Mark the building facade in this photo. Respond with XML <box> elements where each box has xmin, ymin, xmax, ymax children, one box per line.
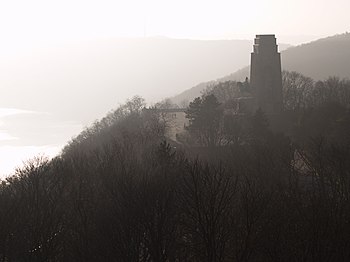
<box><xmin>250</xmin><ymin>35</ymin><xmax>283</xmax><ymax>114</ymax></box>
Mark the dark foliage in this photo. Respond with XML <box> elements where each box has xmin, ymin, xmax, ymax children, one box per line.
<box><xmin>1</xmin><ymin>86</ymin><xmax>350</xmax><ymax>261</ymax></box>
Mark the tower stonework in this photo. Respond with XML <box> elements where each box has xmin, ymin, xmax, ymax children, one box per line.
<box><xmin>250</xmin><ymin>35</ymin><xmax>283</xmax><ymax>114</ymax></box>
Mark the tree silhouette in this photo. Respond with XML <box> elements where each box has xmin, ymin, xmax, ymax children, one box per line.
<box><xmin>185</xmin><ymin>94</ymin><xmax>223</xmax><ymax>147</ymax></box>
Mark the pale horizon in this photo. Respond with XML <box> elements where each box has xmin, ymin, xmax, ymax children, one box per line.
<box><xmin>1</xmin><ymin>0</ymin><xmax>349</xmax><ymax>49</ymax></box>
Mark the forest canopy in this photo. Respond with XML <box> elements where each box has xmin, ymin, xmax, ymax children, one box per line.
<box><xmin>0</xmin><ymin>72</ymin><xmax>350</xmax><ymax>261</ymax></box>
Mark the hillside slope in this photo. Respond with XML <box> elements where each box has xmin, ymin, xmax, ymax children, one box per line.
<box><xmin>172</xmin><ymin>33</ymin><xmax>350</xmax><ymax>104</ymax></box>
<box><xmin>282</xmin><ymin>33</ymin><xmax>350</xmax><ymax>80</ymax></box>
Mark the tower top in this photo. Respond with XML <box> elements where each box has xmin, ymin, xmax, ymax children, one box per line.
<box><xmin>253</xmin><ymin>34</ymin><xmax>278</xmax><ymax>54</ymax></box>
<box><xmin>256</xmin><ymin>34</ymin><xmax>276</xmax><ymax>37</ymax></box>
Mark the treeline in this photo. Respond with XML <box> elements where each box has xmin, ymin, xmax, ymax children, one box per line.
<box><xmin>282</xmin><ymin>71</ymin><xmax>350</xmax><ymax>111</ymax></box>
<box><xmin>0</xmin><ymin>72</ymin><xmax>350</xmax><ymax>261</ymax></box>
<box><xmin>199</xmin><ymin>71</ymin><xmax>350</xmax><ymax>111</ymax></box>
<box><xmin>180</xmin><ymin>71</ymin><xmax>350</xmax><ymax>147</ymax></box>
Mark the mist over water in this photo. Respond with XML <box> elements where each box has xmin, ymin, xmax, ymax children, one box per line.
<box><xmin>0</xmin><ymin>108</ymin><xmax>82</xmax><ymax>176</ymax></box>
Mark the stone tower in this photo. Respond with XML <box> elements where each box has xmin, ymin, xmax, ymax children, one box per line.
<box><xmin>250</xmin><ymin>35</ymin><xmax>283</xmax><ymax>114</ymax></box>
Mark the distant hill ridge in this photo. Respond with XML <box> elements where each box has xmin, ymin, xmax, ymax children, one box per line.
<box><xmin>0</xmin><ymin>37</ymin><xmax>290</xmax><ymax>123</ymax></box>
<box><xmin>171</xmin><ymin>32</ymin><xmax>350</xmax><ymax>105</ymax></box>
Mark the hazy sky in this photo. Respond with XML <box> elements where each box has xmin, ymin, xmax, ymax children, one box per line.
<box><xmin>1</xmin><ymin>0</ymin><xmax>349</xmax><ymax>50</ymax></box>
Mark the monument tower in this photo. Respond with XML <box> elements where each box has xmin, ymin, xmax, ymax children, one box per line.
<box><xmin>250</xmin><ymin>35</ymin><xmax>283</xmax><ymax>114</ymax></box>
